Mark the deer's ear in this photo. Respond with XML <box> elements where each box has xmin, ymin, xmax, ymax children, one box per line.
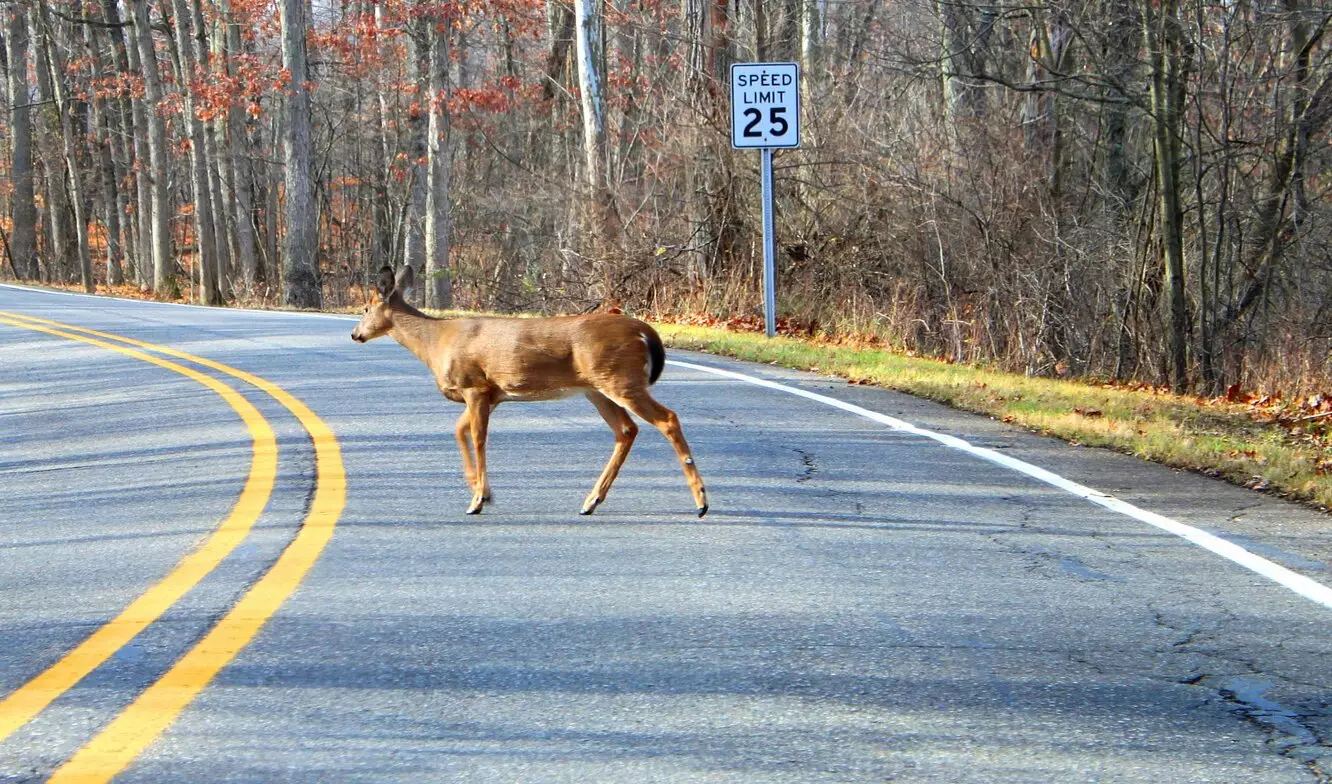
<box><xmin>395</xmin><ymin>265</ymin><xmax>416</xmax><ymax>298</ymax></box>
<box><xmin>376</xmin><ymin>266</ymin><xmax>396</xmax><ymax>298</ymax></box>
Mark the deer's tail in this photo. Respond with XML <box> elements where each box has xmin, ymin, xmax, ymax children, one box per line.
<box><xmin>644</xmin><ymin>327</ymin><xmax>666</xmax><ymax>386</ymax></box>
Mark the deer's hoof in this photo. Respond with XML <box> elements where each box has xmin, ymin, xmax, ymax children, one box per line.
<box><xmin>697</xmin><ymin>504</ymin><xmax>709</xmax><ymax>518</ymax></box>
<box><xmin>580</xmin><ymin>497</ymin><xmax>601</xmax><ymax>516</ymax></box>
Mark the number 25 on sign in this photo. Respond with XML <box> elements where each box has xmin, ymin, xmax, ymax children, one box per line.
<box><xmin>730</xmin><ymin>63</ymin><xmax>800</xmax><ymax>149</ymax></box>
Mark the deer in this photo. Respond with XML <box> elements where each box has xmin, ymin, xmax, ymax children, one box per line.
<box><xmin>351</xmin><ymin>265</ymin><xmax>709</xmax><ymax>517</ymax></box>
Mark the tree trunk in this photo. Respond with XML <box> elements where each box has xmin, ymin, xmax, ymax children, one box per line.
<box><xmin>574</xmin><ymin>0</ymin><xmax>612</xmax><ymax>240</ymax></box>
<box><xmin>800</xmin><ymin>0</ymin><xmax>818</xmax><ymax>96</ymax></box>
<box><xmin>5</xmin><ymin>4</ymin><xmax>38</xmax><ymax>280</ymax></box>
<box><xmin>1143</xmin><ymin>0</ymin><xmax>1189</xmax><ymax>390</ymax></box>
<box><xmin>543</xmin><ymin>1</ymin><xmax>575</xmax><ymax>101</ymax></box>
<box><xmin>191</xmin><ymin>0</ymin><xmax>232</xmax><ymax>296</ymax></box>
<box><xmin>424</xmin><ymin>15</ymin><xmax>452</xmax><ymax>310</ymax></box>
<box><xmin>99</xmin><ymin>0</ymin><xmax>141</xmax><ymax>288</ymax></box>
<box><xmin>280</xmin><ymin>0</ymin><xmax>320</xmax><ymax>307</ymax></box>
<box><xmin>754</xmin><ymin>0</ymin><xmax>768</xmax><ymax>60</ymax></box>
<box><xmin>263</xmin><ymin>112</ymin><xmax>281</xmax><ymax>286</ymax></box>
<box><xmin>371</xmin><ymin>0</ymin><xmax>396</xmax><ymax>273</ymax></box>
<box><xmin>683</xmin><ymin>0</ymin><xmax>712</xmax><ymax>281</ymax></box>
<box><xmin>129</xmin><ymin>0</ymin><xmax>174</xmax><ymax>293</ymax></box>
<box><xmin>121</xmin><ymin>0</ymin><xmax>155</xmax><ymax>289</ymax></box>
<box><xmin>37</xmin><ymin>5</ymin><xmax>94</xmax><ymax>292</ymax></box>
<box><xmin>84</xmin><ymin>22</ymin><xmax>124</xmax><ymax>286</ymax></box>
<box><xmin>30</xmin><ymin>12</ymin><xmax>73</xmax><ymax>282</ymax></box>
<box><xmin>938</xmin><ymin>0</ymin><xmax>979</xmax><ymax>123</ymax></box>
<box><xmin>1100</xmin><ymin>0</ymin><xmax>1138</xmax><ymax>214</ymax></box>
<box><xmin>168</xmin><ymin>0</ymin><xmax>221</xmax><ymax>304</ymax></box>
<box><xmin>218</xmin><ymin>0</ymin><xmax>258</xmax><ymax>296</ymax></box>
<box><xmin>402</xmin><ymin>19</ymin><xmax>428</xmax><ymax>285</ymax></box>
<box><xmin>842</xmin><ymin>0</ymin><xmax>878</xmax><ymax>77</ymax></box>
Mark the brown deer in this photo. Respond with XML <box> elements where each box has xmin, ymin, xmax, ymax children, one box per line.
<box><xmin>351</xmin><ymin>265</ymin><xmax>708</xmax><ymax>517</ymax></box>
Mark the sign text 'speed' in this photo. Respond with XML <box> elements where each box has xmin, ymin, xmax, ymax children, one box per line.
<box><xmin>734</xmin><ymin>73</ymin><xmax>795</xmax><ymax>87</ymax></box>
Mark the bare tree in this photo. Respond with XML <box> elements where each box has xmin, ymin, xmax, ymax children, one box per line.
<box><xmin>129</xmin><ymin>0</ymin><xmax>173</xmax><ymax>293</ymax></box>
<box><xmin>169</xmin><ymin>0</ymin><xmax>222</xmax><ymax>303</ymax></box>
<box><xmin>85</xmin><ymin>16</ymin><xmax>126</xmax><ymax>286</ymax></box>
<box><xmin>424</xmin><ymin>11</ymin><xmax>452</xmax><ymax>310</ymax></box>
<box><xmin>402</xmin><ymin>17</ymin><xmax>428</xmax><ymax>287</ymax></box>
<box><xmin>5</xmin><ymin>2</ymin><xmax>37</xmax><ymax>280</ymax></box>
<box><xmin>217</xmin><ymin>0</ymin><xmax>258</xmax><ymax>296</ymax></box>
<box><xmin>574</xmin><ymin>0</ymin><xmax>613</xmax><ymax>250</ymax></box>
<box><xmin>279</xmin><ymin>0</ymin><xmax>319</xmax><ymax>308</ymax></box>
<box><xmin>29</xmin><ymin>9</ymin><xmax>73</xmax><ymax>282</ymax></box>
<box><xmin>1142</xmin><ymin>0</ymin><xmax>1189</xmax><ymax>390</ymax></box>
<box><xmin>37</xmin><ymin>4</ymin><xmax>93</xmax><ymax>292</ymax></box>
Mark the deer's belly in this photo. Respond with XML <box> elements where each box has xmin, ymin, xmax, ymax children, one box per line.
<box><xmin>500</xmin><ymin>386</ymin><xmax>580</xmax><ymax>402</ymax></box>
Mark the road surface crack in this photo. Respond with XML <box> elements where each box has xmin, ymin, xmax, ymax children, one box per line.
<box><xmin>1218</xmin><ymin>677</ymin><xmax>1330</xmax><ymax>781</ymax></box>
<box><xmin>1152</xmin><ymin>605</ymin><xmax>1331</xmax><ymax>780</ymax></box>
<box><xmin>793</xmin><ymin>447</ymin><xmax>817</xmax><ymax>483</ymax></box>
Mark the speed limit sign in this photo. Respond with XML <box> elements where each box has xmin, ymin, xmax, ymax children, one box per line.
<box><xmin>729</xmin><ymin>62</ymin><xmax>800</xmax><ymax>337</ymax></box>
<box><xmin>730</xmin><ymin>63</ymin><xmax>800</xmax><ymax>149</ymax></box>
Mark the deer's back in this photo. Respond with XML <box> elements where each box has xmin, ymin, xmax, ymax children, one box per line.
<box><xmin>448</xmin><ymin>314</ymin><xmax>660</xmax><ymax>398</ymax></box>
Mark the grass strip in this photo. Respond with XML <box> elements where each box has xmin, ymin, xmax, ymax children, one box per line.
<box><xmin>655</xmin><ymin>323</ymin><xmax>1332</xmax><ymax>511</ymax></box>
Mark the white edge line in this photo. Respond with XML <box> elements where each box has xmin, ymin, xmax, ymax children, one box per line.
<box><xmin>8</xmin><ymin>283</ymin><xmax>1328</xmax><ymax>610</ymax></box>
<box><xmin>667</xmin><ymin>358</ymin><xmax>1332</xmax><ymax>612</ymax></box>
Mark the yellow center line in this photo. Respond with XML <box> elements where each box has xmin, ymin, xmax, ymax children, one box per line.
<box><xmin>0</xmin><ymin>316</ymin><xmax>278</xmax><ymax>743</ymax></box>
<box><xmin>0</xmin><ymin>311</ymin><xmax>347</xmax><ymax>783</ymax></box>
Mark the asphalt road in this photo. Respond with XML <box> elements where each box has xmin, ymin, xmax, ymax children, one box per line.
<box><xmin>1</xmin><ymin>283</ymin><xmax>1330</xmax><ymax>783</ymax></box>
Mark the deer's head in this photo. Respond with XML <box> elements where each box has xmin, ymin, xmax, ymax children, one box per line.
<box><xmin>352</xmin><ymin>265</ymin><xmax>414</xmax><ymax>343</ymax></box>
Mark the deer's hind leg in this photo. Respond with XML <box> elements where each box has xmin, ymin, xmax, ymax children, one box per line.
<box><xmin>605</xmin><ymin>387</ymin><xmax>708</xmax><ymax>517</ymax></box>
<box><xmin>580</xmin><ymin>391</ymin><xmax>638</xmax><ymax>515</ymax></box>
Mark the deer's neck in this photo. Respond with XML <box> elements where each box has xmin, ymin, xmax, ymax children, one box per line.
<box><xmin>389</xmin><ymin>307</ymin><xmax>453</xmax><ymax>373</ymax></box>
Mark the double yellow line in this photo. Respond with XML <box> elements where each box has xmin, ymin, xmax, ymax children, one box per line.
<box><xmin>0</xmin><ymin>311</ymin><xmax>346</xmax><ymax>782</ymax></box>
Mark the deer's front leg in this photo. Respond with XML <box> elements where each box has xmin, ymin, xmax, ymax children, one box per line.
<box><xmin>463</xmin><ymin>390</ymin><xmax>494</xmax><ymax>514</ymax></box>
<box><xmin>454</xmin><ymin>411</ymin><xmax>478</xmax><ymax>495</ymax></box>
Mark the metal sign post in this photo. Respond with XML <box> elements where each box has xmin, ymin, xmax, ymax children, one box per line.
<box><xmin>730</xmin><ymin>62</ymin><xmax>800</xmax><ymax>338</ymax></box>
<box><xmin>760</xmin><ymin>148</ymin><xmax>776</xmax><ymax>338</ymax></box>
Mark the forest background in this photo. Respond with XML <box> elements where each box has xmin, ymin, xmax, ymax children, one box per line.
<box><xmin>1</xmin><ymin>0</ymin><xmax>1330</xmax><ymax>399</ymax></box>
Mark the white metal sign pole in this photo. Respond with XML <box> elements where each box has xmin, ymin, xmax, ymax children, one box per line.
<box><xmin>761</xmin><ymin>148</ymin><xmax>777</xmax><ymax>337</ymax></box>
<box><xmin>730</xmin><ymin>62</ymin><xmax>799</xmax><ymax>339</ymax></box>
